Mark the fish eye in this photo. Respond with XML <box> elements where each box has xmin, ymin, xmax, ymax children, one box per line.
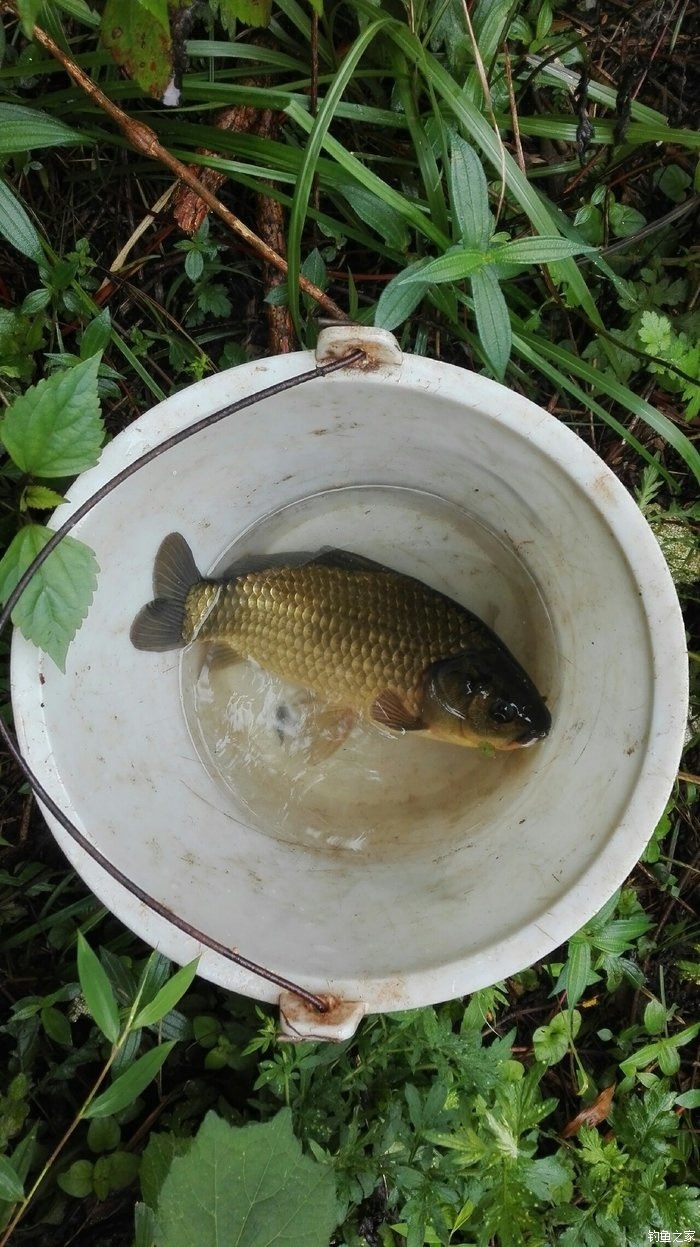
<box><xmin>489</xmin><ymin>699</ymin><xmax>518</xmax><ymax>724</ymax></box>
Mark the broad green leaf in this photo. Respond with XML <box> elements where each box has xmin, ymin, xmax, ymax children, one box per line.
<box><xmin>140</xmin><ymin>1133</ymin><xmax>192</xmax><ymax>1210</ymax></box>
<box><xmin>341</xmin><ymin>182</ymin><xmax>410</xmax><ymax>250</ymax></box>
<box><xmin>20</xmin><ymin>289</ymin><xmax>51</xmax><ymax>313</ymax></box>
<box><xmin>185</xmin><ymin>249</ymin><xmax>204</xmax><ymax>281</ymax></box>
<box><xmin>472</xmin><ymin>266</ymin><xmax>511</xmax><ymax>379</ymax></box>
<box><xmin>57</xmin><ymin>1159</ymin><xmax>94</xmax><ymax>1198</ymax></box>
<box><xmin>449</xmin><ymin>136</ymin><xmax>491</xmax><ymax>248</ymax></box>
<box><xmin>564</xmin><ymin>939</ymin><xmax>592</xmax><ymax>1009</ymax></box>
<box><xmin>609</xmin><ymin>202</ymin><xmax>646</xmax><ymax>239</ymax></box>
<box><xmin>85</xmin><ymin>1042</ymin><xmax>176</xmax><ymax>1119</ymax></box>
<box><xmin>154</xmin><ymin>1109</ymin><xmax>338</xmax><ymax>1247</ymax></box>
<box><xmin>41</xmin><ymin>1004</ymin><xmax>72</xmax><ymax>1045</ymax></box>
<box><xmin>0</xmin><ymin>178</ymin><xmax>43</xmax><ymax>262</ymax></box>
<box><xmin>0</xmin><ymin>1156</ymin><xmax>24</xmax><ymax>1204</ymax></box>
<box><xmin>533</xmin><ymin>1010</ymin><xmax>581</xmax><ymax>1066</ymax></box>
<box><xmin>620</xmin><ymin>1023</ymin><xmax>700</xmax><ymax>1077</ymax></box>
<box><xmin>491</xmin><ymin>237</ymin><xmax>595</xmax><ymax>265</ymax></box>
<box><xmin>0</xmin><ymin>525</ymin><xmax>99</xmax><ymax>669</ymax></box>
<box><xmin>676</xmin><ymin>1090</ymin><xmax>700</xmax><ymax>1109</ymax></box>
<box><xmin>0</xmin><ymin>103</ymin><xmax>85</xmax><ymax>154</ymax></box>
<box><xmin>374</xmin><ymin>260</ymin><xmax>432</xmax><ymax>331</ymax></box>
<box><xmin>87</xmin><ymin>1115</ymin><xmax>121</xmax><ymax>1154</ymax></box>
<box><xmin>384</xmin><ymin>23</ymin><xmax>602</xmax><ymax>321</ymax></box>
<box><xmin>135</xmin><ymin>0</ymin><xmax>168</xmax><ymax>23</ymax></box>
<box><xmin>0</xmin><ymin>353</ymin><xmax>103</xmax><ymax>477</ymax></box>
<box><xmin>133</xmin><ymin>960</ymin><xmax>199</xmax><ymax>1029</ymax></box>
<box><xmin>135</xmin><ymin>1202</ymin><xmax>158</xmax><ymax>1247</ymax></box>
<box><xmin>405</xmin><ymin>248</ymin><xmax>489</xmax><ymax>284</ymax></box>
<box><xmin>76</xmin><ymin>933</ymin><xmax>120</xmax><ymax>1043</ymax></box>
<box><xmin>8</xmin><ymin>1125</ymin><xmax>38</xmax><ymax>1189</ymax></box>
<box><xmin>101</xmin><ymin>0</ymin><xmax>173</xmax><ymax>100</ymax></box>
<box><xmin>657</xmin><ymin>1040</ymin><xmax>681</xmax><ymax>1077</ymax></box>
<box><xmin>80</xmin><ymin>308</ymin><xmax>112</xmax><ymax>359</ymax></box>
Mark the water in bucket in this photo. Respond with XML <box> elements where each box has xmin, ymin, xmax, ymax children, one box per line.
<box><xmin>180</xmin><ymin>485</ymin><xmax>557</xmax><ymax>862</ymax></box>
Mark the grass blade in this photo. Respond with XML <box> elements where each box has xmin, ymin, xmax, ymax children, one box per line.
<box><xmin>76</xmin><ymin>933</ymin><xmax>120</xmax><ymax>1044</ymax></box>
<box><xmin>286</xmin><ymin>15</ymin><xmax>393</xmax><ymax>331</ymax></box>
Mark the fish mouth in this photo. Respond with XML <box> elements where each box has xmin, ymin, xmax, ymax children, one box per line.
<box><xmin>516</xmin><ymin>727</ymin><xmax>549</xmax><ymax>747</ymax></box>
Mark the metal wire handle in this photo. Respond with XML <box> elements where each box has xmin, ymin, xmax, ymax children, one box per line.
<box><xmin>0</xmin><ymin>349</ymin><xmax>366</xmax><ymax>1014</ymax></box>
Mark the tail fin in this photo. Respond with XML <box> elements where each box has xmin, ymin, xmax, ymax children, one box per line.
<box><xmin>130</xmin><ymin>533</ymin><xmax>201</xmax><ymax>651</ymax></box>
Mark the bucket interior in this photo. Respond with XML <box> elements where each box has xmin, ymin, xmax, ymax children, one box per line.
<box><xmin>12</xmin><ymin>355</ymin><xmax>674</xmax><ymax>1009</ymax></box>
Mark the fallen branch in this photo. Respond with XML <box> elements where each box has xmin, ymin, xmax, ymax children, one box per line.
<box><xmin>5</xmin><ymin>8</ymin><xmax>350</xmax><ymax>324</ymax></box>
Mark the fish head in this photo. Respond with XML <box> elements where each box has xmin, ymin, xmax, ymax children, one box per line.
<box><xmin>422</xmin><ymin>648</ymin><xmax>551</xmax><ymax>750</ymax></box>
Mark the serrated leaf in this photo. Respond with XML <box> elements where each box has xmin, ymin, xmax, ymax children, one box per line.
<box><xmin>472</xmin><ymin>266</ymin><xmax>511</xmax><ymax>379</ymax></box>
<box><xmin>133</xmin><ymin>959</ymin><xmax>199</xmax><ymax>1029</ymax></box>
<box><xmin>0</xmin><ymin>526</ymin><xmax>98</xmax><ymax>670</ymax></box>
<box><xmin>85</xmin><ymin>1043</ymin><xmax>176</xmax><ymax>1119</ymax></box>
<box><xmin>0</xmin><ymin>353</ymin><xmax>103</xmax><ymax>477</ymax></box>
<box><xmin>341</xmin><ymin>182</ymin><xmax>410</xmax><ymax>250</ymax></box>
<box><xmin>0</xmin><ymin>103</ymin><xmax>85</xmax><ymax>154</ymax></box>
<box><xmin>210</xmin><ymin>0</ymin><xmax>272</xmax><ymax>32</ymax></box>
<box><xmin>0</xmin><ymin>177</ymin><xmax>43</xmax><ymax>262</ymax></box>
<box><xmin>0</xmin><ymin>1156</ymin><xmax>24</xmax><ymax>1203</ymax></box>
<box><xmin>76</xmin><ymin>933</ymin><xmax>120</xmax><ymax>1043</ymax></box>
<box><xmin>491</xmin><ymin>237</ymin><xmax>595</xmax><ymax>265</ymax></box>
<box><xmin>449</xmin><ymin>135</ymin><xmax>491</xmax><ymax>248</ymax></box>
<box><xmin>141</xmin><ymin>1133</ymin><xmax>192</xmax><ymax>1210</ymax></box>
<box><xmin>404</xmin><ymin>248</ymin><xmax>489</xmax><ymax>284</ymax></box>
<box><xmin>101</xmin><ymin>0</ymin><xmax>173</xmax><ymax>100</ymax></box>
<box><xmin>22</xmin><ymin>485</ymin><xmax>66</xmax><ymax>511</ymax></box>
<box><xmin>374</xmin><ymin>259</ymin><xmax>432</xmax><ymax>330</ymax></box>
<box><xmin>154</xmin><ymin>1109</ymin><xmax>338</xmax><ymax>1247</ymax></box>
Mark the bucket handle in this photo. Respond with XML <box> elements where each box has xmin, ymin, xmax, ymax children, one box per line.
<box><xmin>0</xmin><ymin>347</ymin><xmax>382</xmax><ymax>1029</ymax></box>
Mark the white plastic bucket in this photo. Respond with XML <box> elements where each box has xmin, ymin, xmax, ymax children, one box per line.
<box><xmin>10</xmin><ymin>327</ymin><xmax>688</xmax><ymax>1040</ymax></box>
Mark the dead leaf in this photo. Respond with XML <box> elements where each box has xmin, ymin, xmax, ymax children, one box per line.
<box><xmin>562</xmin><ymin>1084</ymin><xmax>616</xmax><ymax>1138</ymax></box>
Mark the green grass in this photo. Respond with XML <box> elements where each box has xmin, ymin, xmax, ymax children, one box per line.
<box><xmin>0</xmin><ymin>0</ymin><xmax>698</xmax><ymax>1243</ymax></box>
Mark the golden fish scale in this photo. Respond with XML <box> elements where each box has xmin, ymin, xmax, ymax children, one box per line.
<box><xmin>185</xmin><ymin>565</ymin><xmax>481</xmax><ymax>715</ymax></box>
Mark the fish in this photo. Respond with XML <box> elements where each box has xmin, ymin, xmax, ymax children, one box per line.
<box><xmin>130</xmin><ymin>533</ymin><xmax>551</xmax><ymax>755</ymax></box>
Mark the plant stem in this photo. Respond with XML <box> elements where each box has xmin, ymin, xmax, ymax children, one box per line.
<box><xmin>1</xmin><ymin>5</ymin><xmax>351</xmax><ymax>325</ymax></box>
<box><xmin>0</xmin><ymin>1040</ymin><xmax>122</xmax><ymax>1244</ymax></box>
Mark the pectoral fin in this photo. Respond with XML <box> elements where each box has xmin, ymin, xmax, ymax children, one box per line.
<box><xmin>305</xmin><ymin>706</ymin><xmax>357</xmax><ymax>764</ymax></box>
<box><xmin>276</xmin><ymin>695</ymin><xmax>356</xmax><ymax>765</ymax></box>
<box><xmin>207</xmin><ymin>642</ymin><xmax>243</xmax><ymax>671</ymax></box>
<box><xmin>371</xmin><ymin>691</ymin><xmax>423</xmax><ymax>733</ymax></box>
